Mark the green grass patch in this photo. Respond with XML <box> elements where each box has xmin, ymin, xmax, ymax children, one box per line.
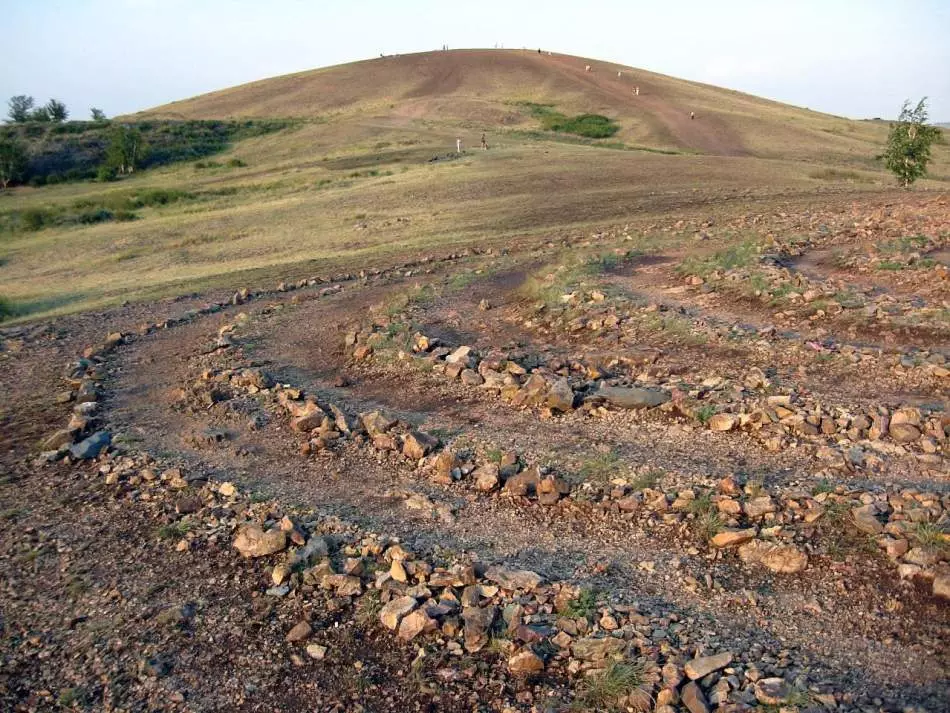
<box><xmin>517</xmin><ymin>102</ymin><xmax>620</xmax><ymax>139</ymax></box>
<box><xmin>679</xmin><ymin>240</ymin><xmax>759</xmax><ymax>278</ymax></box>
<box><xmin>562</xmin><ymin>587</ymin><xmax>599</xmax><ymax>620</ymax></box>
<box><xmin>0</xmin><ymin>295</ymin><xmax>15</xmax><ymax>322</ymax></box>
<box><xmin>809</xmin><ymin>168</ymin><xmax>871</xmax><ymax>182</ymax></box>
<box><xmin>578</xmin><ymin>450</ymin><xmax>622</xmax><ymax>482</ymax></box>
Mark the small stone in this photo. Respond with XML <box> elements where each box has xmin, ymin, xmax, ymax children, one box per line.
<box><xmin>68</xmin><ymin>430</ymin><xmax>111</xmax><ymax>460</ymax></box>
<box><xmin>286</xmin><ymin>621</ymin><xmax>313</xmax><ymax>642</ymax></box>
<box><xmin>889</xmin><ymin>423</ymin><xmax>921</xmax><ymax>442</ymax></box>
<box><xmin>932</xmin><ymin>572</ymin><xmax>950</xmax><ymax>600</ymax></box>
<box><xmin>546</xmin><ymin>378</ymin><xmax>575</xmax><ymax>412</ymax></box>
<box><xmin>306</xmin><ymin>643</ymin><xmax>327</xmax><ymax>660</ymax></box>
<box><xmin>508</xmin><ymin>649</ymin><xmax>544</xmax><ymax>674</ymax></box>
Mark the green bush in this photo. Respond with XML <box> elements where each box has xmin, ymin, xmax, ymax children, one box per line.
<box><xmin>20</xmin><ymin>207</ymin><xmax>49</xmax><ymax>231</ymax></box>
<box><xmin>520</xmin><ymin>102</ymin><xmax>620</xmax><ymax>139</ymax></box>
<box><xmin>97</xmin><ymin>164</ymin><xmax>117</xmax><ymax>182</ymax></box>
<box><xmin>227</xmin><ymin>157</ymin><xmax>247</xmax><ymax>167</ymax></box>
<box><xmin>0</xmin><ymin>295</ymin><xmax>15</xmax><ymax>321</ymax></box>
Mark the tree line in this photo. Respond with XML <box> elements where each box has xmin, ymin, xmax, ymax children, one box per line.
<box><xmin>1</xmin><ymin>95</ymin><xmax>146</xmax><ymax>188</ymax></box>
<box><xmin>6</xmin><ymin>95</ymin><xmax>109</xmax><ymax>124</ymax></box>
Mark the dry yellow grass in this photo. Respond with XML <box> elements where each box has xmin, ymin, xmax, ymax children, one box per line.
<box><xmin>2</xmin><ymin>50</ymin><xmax>947</xmax><ymax>322</ymax></box>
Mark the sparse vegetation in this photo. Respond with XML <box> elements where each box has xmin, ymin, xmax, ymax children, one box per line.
<box><xmin>562</xmin><ymin>588</ymin><xmax>599</xmax><ymax>619</ymax></box>
<box><xmin>576</xmin><ymin>660</ymin><xmax>647</xmax><ymax>712</ymax></box>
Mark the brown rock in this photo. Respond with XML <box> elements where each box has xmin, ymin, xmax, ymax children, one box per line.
<box><xmin>484</xmin><ymin>566</ymin><xmax>543</xmax><ymax>591</ymax></box>
<box><xmin>570</xmin><ymin>636</ymin><xmax>626</xmax><ymax>661</ymax></box>
<box><xmin>681</xmin><ymin>681</ymin><xmax>710</xmax><ymax>713</ymax></box>
<box><xmin>708</xmin><ymin>413</ymin><xmax>737</xmax><ymax>432</ymax></box>
<box><xmin>462</xmin><ymin>605</ymin><xmax>496</xmax><ymax>652</ymax></box>
<box><xmin>738</xmin><ymin>540</ymin><xmax>807</xmax><ymax>573</ymax></box>
<box><xmin>889</xmin><ymin>423</ymin><xmax>921</xmax><ymax>442</ymax></box>
<box><xmin>232</xmin><ymin>525</ymin><xmax>288</xmax><ymax>558</ymax></box>
<box><xmin>684</xmin><ymin>652</ymin><xmax>733</xmax><ymax>680</ymax></box>
<box><xmin>473</xmin><ymin>464</ymin><xmax>501</xmax><ymax>492</ymax></box>
<box><xmin>398</xmin><ymin>609</ymin><xmax>436</xmax><ymax>640</ymax></box>
<box><xmin>379</xmin><ymin>595</ymin><xmax>418</xmax><ymax>630</ymax></box>
<box><xmin>286</xmin><ymin>621</ymin><xmax>313</xmax><ymax>642</ymax></box>
<box><xmin>743</xmin><ymin>495</ymin><xmax>776</xmax><ymax>518</ymax></box>
<box><xmin>508</xmin><ymin>649</ymin><xmax>544</xmax><ymax>674</ymax></box>
<box><xmin>402</xmin><ymin>431</ymin><xmax>439</xmax><ymax>460</ymax></box>
<box><xmin>851</xmin><ymin>505</ymin><xmax>884</xmax><ymax>535</ymax></box>
<box><xmin>710</xmin><ymin>528</ymin><xmax>756</xmax><ymax>548</ymax></box>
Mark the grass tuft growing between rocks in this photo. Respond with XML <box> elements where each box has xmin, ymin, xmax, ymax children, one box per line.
<box><xmin>678</xmin><ymin>239</ymin><xmax>759</xmax><ymax>279</ymax></box>
<box><xmin>912</xmin><ymin>522</ymin><xmax>950</xmax><ymax>554</ymax></box>
<box><xmin>578</xmin><ymin>450</ymin><xmax>622</xmax><ymax>482</ymax></box>
<box><xmin>576</xmin><ymin>660</ymin><xmax>647</xmax><ymax>712</ymax></box>
<box><xmin>562</xmin><ymin>588</ymin><xmax>599</xmax><ymax>620</ymax></box>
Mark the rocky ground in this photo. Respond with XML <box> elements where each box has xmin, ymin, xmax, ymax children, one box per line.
<box><xmin>1</xmin><ymin>192</ymin><xmax>948</xmax><ymax>712</ymax></box>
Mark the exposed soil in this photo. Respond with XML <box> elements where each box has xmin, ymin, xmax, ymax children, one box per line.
<box><xmin>2</xmin><ymin>191</ymin><xmax>949</xmax><ymax>712</ymax></box>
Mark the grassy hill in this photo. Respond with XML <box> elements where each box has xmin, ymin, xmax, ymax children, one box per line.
<box><xmin>2</xmin><ymin>50</ymin><xmax>947</xmax><ymax>323</ymax></box>
<box><xmin>137</xmin><ymin>49</ymin><xmax>892</xmax><ymax>164</ymax></box>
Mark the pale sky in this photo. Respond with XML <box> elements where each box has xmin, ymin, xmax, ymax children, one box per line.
<box><xmin>3</xmin><ymin>0</ymin><xmax>949</xmax><ymax>122</ymax></box>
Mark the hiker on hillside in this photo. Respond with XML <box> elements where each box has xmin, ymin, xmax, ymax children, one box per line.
<box><xmin>481</xmin><ymin>133</ymin><xmax>488</xmax><ymax>150</ymax></box>
<box><xmin>690</xmin><ymin>112</ymin><xmax>695</xmax><ymax>120</ymax></box>
<box><xmin>456</xmin><ymin>138</ymin><xmax>462</xmax><ymax>153</ymax></box>
<box><xmin>635</xmin><ymin>86</ymin><xmax>640</xmax><ymax>96</ymax></box>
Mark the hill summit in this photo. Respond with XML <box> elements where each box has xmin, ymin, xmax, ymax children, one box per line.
<box><xmin>137</xmin><ymin>49</ymin><xmax>884</xmax><ymax>159</ymax></box>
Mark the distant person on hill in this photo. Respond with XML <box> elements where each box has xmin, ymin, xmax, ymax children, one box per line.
<box><xmin>617</xmin><ymin>71</ymin><xmax>622</xmax><ymax>78</ymax></box>
<box><xmin>690</xmin><ymin>112</ymin><xmax>695</xmax><ymax>120</ymax></box>
<box><xmin>481</xmin><ymin>133</ymin><xmax>488</xmax><ymax>150</ymax></box>
<box><xmin>635</xmin><ymin>86</ymin><xmax>640</xmax><ymax>96</ymax></box>
<box><xmin>456</xmin><ymin>137</ymin><xmax>462</xmax><ymax>153</ymax></box>
<box><xmin>585</xmin><ymin>65</ymin><xmax>591</xmax><ymax>72</ymax></box>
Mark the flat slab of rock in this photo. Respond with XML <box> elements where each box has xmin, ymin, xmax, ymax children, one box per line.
<box><xmin>69</xmin><ymin>430</ymin><xmax>111</xmax><ymax>460</ymax></box>
<box><xmin>232</xmin><ymin>524</ymin><xmax>288</xmax><ymax>558</ymax></box>
<box><xmin>710</xmin><ymin>529</ymin><xmax>756</xmax><ymax>548</ymax></box>
<box><xmin>738</xmin><ymin>539</ymin><xmax>807</xmax><ymax>573</ymax></box>
<box><xmin>684</xmin><ymin>651</ymin><xmax>733</xmax><ymax>680</ymax></box>
<box><xmin>379</xmin><ymin>595</ymin><xmax>418</xmax><ymax>630</ymax></box>
<box><xmin>592</xmin><ymin>386</ymin><xmax>671</xmax><ymax>409</ymax></box>
<box><xmin>484</xmin><ymin>566</ymin><xmax>543</xmax><ymax>591</ymax></box>
<box><xmin>570</xmin><ymin>636</ymin><xmax>626</xmax><ymax>661</ymax></box>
